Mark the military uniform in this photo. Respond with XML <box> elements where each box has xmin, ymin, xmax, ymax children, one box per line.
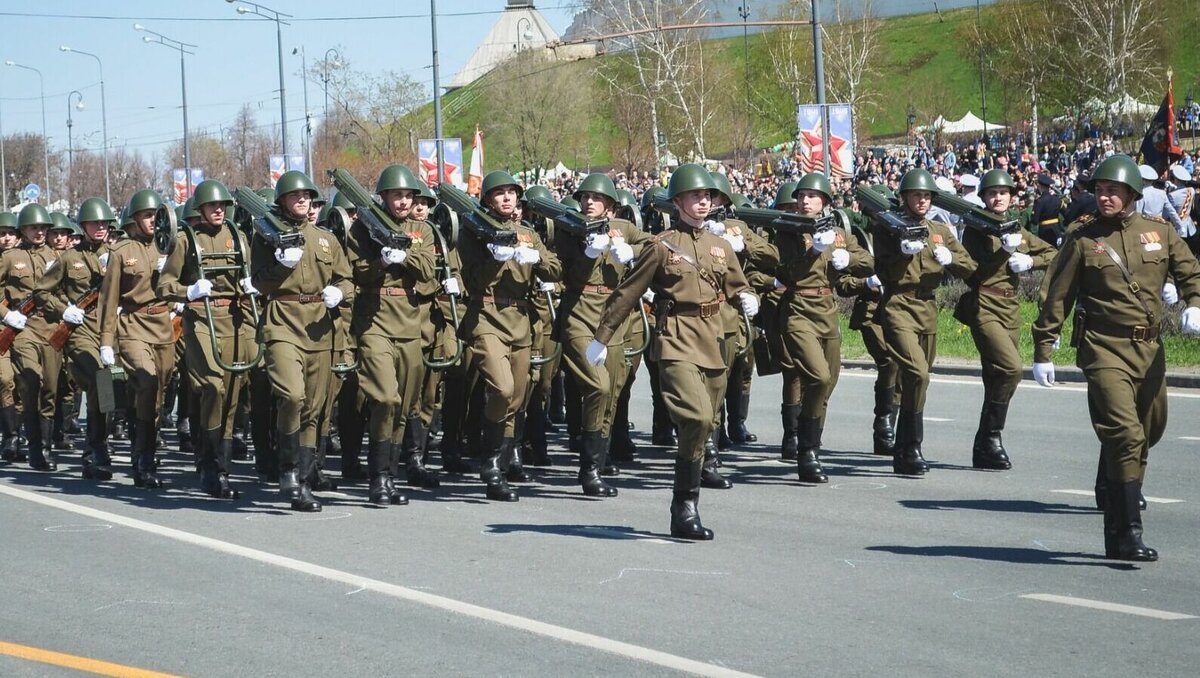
<box><xmin>1032</xmin><ymin>178</ymin><xmax>1063</xmax><ymax>245</ymax></box>
<box><xmin>0</xmin><ymin>214</ymin><xmax>23</xmax><ymax>462</ymax></box>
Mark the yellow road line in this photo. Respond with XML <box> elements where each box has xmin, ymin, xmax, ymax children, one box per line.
<box><xmin>0</xmin><ymin>641</ymin><xmax>183</xmax><ymax>678</ymax></box>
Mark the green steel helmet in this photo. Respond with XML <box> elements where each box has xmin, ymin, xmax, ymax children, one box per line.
<box><xmin>192</xmin><ymin>180</ymin><xmax>234</xmax><ymax>208</ymax></box>
<box><xmin>317</xmin><ymin>202</ymin><xmax>333</xmax><ymax>226</ymax></box>
<box><xmin>560</xmin><ymin>196</ymin><xmax>581</xmax><ymax>211</ymax></box>
<box><xmin>708</xmin><ymin>171</ymin><xmax>734</xmax><ymax>203</ymax></box>
<box><xmin>793</xmin><ymin>172</ymin><xmax>833</xmax><ymax>202</ymax></box>
<box><xmin>50</xmin><ymin>212</ymin><xmax>81</xmax><ymax>235</ymax></box>
<box><xmin>413</xmin><ymin>182</ymin><xmax>437</xmax><ymax>205</ymax></box>
<box><xmin>126</xmin><ymin>189</ymin><xmax>164</xmax><ymax>216</ymax></box>
<box><xmin>120</xmin><ymin>207</ymin><xmax>135</xmax><ymax>230</ymax></box>
<box><xmin>898</xmin><ymin>168</ymin><xmax>937</xmax><ymax>194</ymax></box>
<box><xmin>667</xmin><ymin>163</ymin><xmax>718</xmax><ymax>199</ymax></box>
<box><xmin>978</xmin><ymin>169</ymin><xmax>1016</xmax><ymax>193</ymax></box>
<box><xmin>732</xmin><ymin>193</ymin><xmax>752</xmax><ymax>209</ymax></box>
<box><xmin>1088</xmin><ymin>153</ymin><xmax>1143</xmax><ymax>198</ymax></box>
<box><xmin>274</xmin><ymin>170</ymin><xmax>319</xmax><ymax>203</ymax></box>
<box><xmin>521</xmin><ymin>184</ymin><xmax>553</xmax><ymax>204</ymax></box>
<box><xmin>375</xmin><ymin>165</ymin><xmax>423</xmax><ymax>194</ymax></box>
<box><xmin>182</xmin><ymin>197</ymin><xmax>200</xmax><ymax>221</ymax></box>
<box><xmin>311</xmin><ymin>189</ymin><xmax>327</xmax><ymax>206</ymax></box>
<box><xmin>0</xmin><ymin>212</ymin><xmax>17</xmax><ymax>230</ymax></box>
<box><xmin>76</xmin><ymin>197</ymin><xmax>116</xmax><ymax>223</ymax></box>
<box><xmin>641</xmin><ymin>185</ymin><xmax>667</xmax><ymax>210</ymax></box>
<box><xmin>481</xmin><ymin>170</ymin><xmax>522</xmax><ymax>197</ymax></box>
<box><xmin>868</xmin><ymin>183</ymin><xmax>896</xmax><ymax>201</ymax></box>
<box><xmin>772</xmin><ymin>181</ymin><xmax>799</xmax><ymax>208</ymax></box>
<box><xmin>330</xmin><ymin>190</ymin><xmax>354</xmax><ymax>210</ymax></box>
<box><xmin>572</xmin><ymin>173</ymin><xmax>619</xmax><ymax>203</ymax></box>
<box><xmin>256</xmin><ymin>187</ymin><xmax>276</xmax><ymax>203</ymax></box>
<box><xmin>616</xmin><ymin>189</ymin><xmax>638</xmax><ymax>210</ymax></box>
<box><xmin>18</xmin><ymin>203</ymin><xmax>53</xmax><ymax>228</ymax></box>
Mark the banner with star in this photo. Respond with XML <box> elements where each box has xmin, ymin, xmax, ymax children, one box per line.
<box><xmin>418</xmin><ymin>138</ymin><xmax>464</xmax><ymax>188</ymax></box>
<box><xmin>796</xmin><ymin>104</ymin><xmax>855</xmax><ymax>179</ymax></box>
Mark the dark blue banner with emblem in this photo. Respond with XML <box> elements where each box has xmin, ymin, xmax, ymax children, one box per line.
<box><xmin>1139</xmin><ymin>78</ymin><xmax>1182</xmax><ymax>173</ymax></box>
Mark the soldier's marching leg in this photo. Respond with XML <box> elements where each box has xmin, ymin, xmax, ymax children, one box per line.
<box><xmin>563</xmin><ymin>335</ymin><xmax>618</xmax><ymax>497</ymax></box>
<box><xmin>861</xmin><ymin>323</ymin><xmax>897</xmax><ymax>455</ymax></box>
<box><xmin>437</xmin><ymin>359</ymin><xmax>472</xmax><ymax>474</ymax></box>
<box><xmin>265</xmin><ymin>340</ymin><xmax>322</xmax><ymax>511</ymax></box>
<box><xmin>783</xmin><ymin>331</ymin><xmax>839</xmax><ymax>483</ymax></box>
<box><xmin>887</xmin><ymin>328</ymin><xmax>934</xmax><ymax>476</ymax></box>
<box><xmin>231</xmin><ymin>388</ymin><xmax>251</xmax><ymax>461</ymax></box>
<box><xmin>502</xmin><ymin>347</ymin><xmax>534</xmax><ymax>484</ymax></box>
<box><xmin>646</xmin><ymin>353</ymin><xmax>675</xmax><ymax>446</ymax></box>
<box><xmin>336</xmin><ymin>374</ymin><xmax>366</xmax><ymax>481</ymax></box>
<box><xmin>660</xmin><ymin>360</ymin><xmax>723</xmax><ymax>540</ymax></box>
<box><xmin>970</xmin><ymin>321</ymin><xmax>1020</xmax><ymax>470</ymax></box>
<box><xmin>700</xmin><ymin>334</ymin><xmax>737</xmax><ymax>489</ymax></box>
<box><xmin>173</xmin><ymin>341</ymin><xmax>190</xmax><ymax>454</ymax></box>
<box><xmin>609</xmin><ymin>374</ymin><xmax>637</xmax><ymax>463</ymax></box>
<box><xmin>564</xmin><ymin>371</ymin><xmax>583</xmax><ymax>455</ymax></box>
<box><xmin>547</xmin><ymin>369</ymin><xmax>566</xmax><ymax>428</ymax></box>
<box><xmin>358</xmin><ymin>334</ymin><xmax>410</xmax><ymax>506</ymax></box>
<box><xmin>186</xmin><ymin>324</ymin><xmax>232</xmax><ymax>494</ymax></box>
<box><xmin>0</xmin><ymin>350</ymin><xmax>24</xmax><ymax>462</ymax></box>
<box><xmin>68</xmin><ymin>344</ymin><xmax>112</xmax><ymax>480</ymax></box>
<box><xmin>13</xmin><ymin>334</ymin><xmax>60</xmax><ymax>471</ymax></box>
<box><xmin>726</xmin><ymin>343</ymin><xmax>757</xmax><ymax>444</ymax></box>
<box><xmin>471</xmin><ymin>335</ymin><xmax>525</xmax><ymax>502</ymax></box>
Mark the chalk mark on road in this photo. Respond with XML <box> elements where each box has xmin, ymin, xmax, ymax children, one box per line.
<box><xmin>45</xmin><ymin>524</ymin><xmax>112</xmax><ymax>533</ymax></box>
<box><xmin>599</xmin><ymin>568</ymin><xmax>730</xmax><ymax>586</ymax></box>
<box><xmin>93</xmin><ymin>599</ymin><xmax>186</xmax><ymax>613</ymax></box>
<box><xmin>1052</xmin><ymin>489</ymin><xmax>1183</xmax><ymax>504</ymax></box>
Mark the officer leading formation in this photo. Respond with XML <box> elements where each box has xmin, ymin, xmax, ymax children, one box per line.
<box><xmin>1</xmin><ymin>156</ymin><xmax>1198</xmax><ymax>561</ymax></box>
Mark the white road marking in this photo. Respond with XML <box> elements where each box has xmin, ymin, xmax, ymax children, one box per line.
<box><xmin>93</xmin><ymin>599</ymin><xmax>186</xmax><ymax>613</ymax></box>
<box><xmin>924</xmin><ymin>417</ymin><xmax>954</xmax><ymax>422</ymax></box>
<box><xmin>1052</xmin><ymin>489</ymin><xmax>1183</xmax><ymax>504</ymax></box>
<box><xmin>1021</xmin><ymin>594</ymin><xmax>1198</xmax><ymax>620</ymax></box>
<box><xmin>0</xmin><ymin>483</ymin><xmax>759</xmax><ymax>678</ymax></box>
<box><xmin>1180</xmin><ymin>436</ymin><xmax>1200</xmax><ymax>441</ymax></box>
<box><xmin>839</xmin><ymin>371</ymin><xmax>1200</xmax><ymax>398</ymax></box>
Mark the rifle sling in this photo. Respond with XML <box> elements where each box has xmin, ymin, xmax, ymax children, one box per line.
<box><xmin>1095</xmin><ymin>237</ymin><xmax>1155</xmax><ymax>322</ymax></box>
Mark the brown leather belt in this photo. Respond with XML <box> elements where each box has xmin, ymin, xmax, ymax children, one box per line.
<box><xmin>1087</xmin><ymin>318</ymin><xmax>1160</xmax><ymax>342</ymax></box>
<box><xmin>188</xmin><ymin>298</ymin><xmax>234</xmax><ymax>308</ymax></box>
<box><xmin>575</xmin><ymin>284</ymin><xmax>615</xmax><ymax>295</ymax></box>
<box><xmin>894</xmin><ymin>289</ymin><xmax>936</xmax><ymax>301</ymax></box>
<box><xmin>977</xmin><ymin>285</ymin><xmax>1017</xmax><ymax>299</ymax></box>
<box><xmin>787</xmin><ymin>286</ymin><xmax>833</xmax><ymax>297</ymax></box>
<box><xmin>669</xmin><ymin>298</ymin><xmax>725</xmax><ymax>318</ymax></box>
<box><xmin>471</xmin><ymin>295</ymin><xmax>529</xmax><ymax>309</ymax></box>
<box><xmin>363</xmin><ymin>287</ymin><xmax>414</xmax><ymax>297</ymax></box>
<box><xmin>123</xmin><ymin>303</ymin><xmax>171</xmax><ymax>315</ymax></box>
<box><xmin>269</xmin><ymin>294</ymin><xmax>323</xmax><ymax>304</ymax></box>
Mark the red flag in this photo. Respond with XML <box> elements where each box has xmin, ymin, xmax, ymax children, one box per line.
<box><xmin>1140</xmin><ymin>74</ymin><xmax>1183</xmax><ymax>173</ymax></box>
<box><xmin>467</xmin><ymin>128</ymin><xmax>484</xmax><ymax>197</ymax></box>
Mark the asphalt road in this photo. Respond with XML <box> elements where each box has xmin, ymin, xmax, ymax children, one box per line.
<box><xmin>2</xmin><ymin>368</ymin><xmax>1199</xmax><ymax>677</ymax></box>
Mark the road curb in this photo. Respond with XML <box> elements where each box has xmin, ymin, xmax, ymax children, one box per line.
<box><xmin>841</xmin><ymin>359</ymin><xmax>1200</xmax><ymax>389</ymax></box>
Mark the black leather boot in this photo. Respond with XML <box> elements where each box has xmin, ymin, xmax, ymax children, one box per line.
<box><xmin>523</xmin><ymin>402</ymin><xmax>551</xmax><ymax>466</ymax></box>
<box><xmin>502</xmin><ymin>436</ymin><xmax>532</xmax><ymax>482</ymax></box>
<box><xmin>135</xmin><ymin>420</ymin><xmax>162</xmax><ymax>489</ymax></box>
<box><xmin>892</xmin><ymin>409</ymin><xmax>928</xmax><ymax>476</ymax></box>
<box><xmin>439</xmin><ymin>435</ymin><xmax>474</xmax><ymax>474</ymax></box>
<box><xmin>1111</xmin><ymin>479</ymin><xmax>1157</xmax><ymax>562</ymax></box>
<box><xmin>308</xmin><ymin>436</ymin><xmax>338</xmax><ymax>491</ymax></box>
<box><xmin>700</xmin><ymin>436</ymin><xmax>732</xmax><ymax>489</ymax></box>
<box><xmin>548</xmin><ymin>372</ymin><xmax>566</xmax><ymax>426</ymax></box>
<box><xmin>728</xmin><ymin>393</ymin><xmax>757</xmax><ymax>444</ymax></box>
<box><xmin>29</xmin><ymin>418</ymin><xmax>56</xmax><ymax>471</ymax></box>
<box><xmin>366</xmin><ymin>440</ymin><xmax>392</xmax><ymax>507</ymax></box>
<box><xmin>872</xmin><ymin>401</ymin><xmax>896</xmax><ymax>456</ymax></box>
<box><xmin>277</xmin><ymin>431</ymin><xmax>301</xmax><ymax>501</ymax></box>
<box><xmin>972</xmin><ymin>401</ymin><xmax>1012</xmax><ymax>470</ymax></box>
<box><xmin>175</xmin><ymin>415</ymin><xmax>191</xmax><ymax>456</ymax></box>
<box><xmin>578</xmin><ymin>431</ymin><xmax>617</xmax><ymax>497</ymax></box>
<box><xmin>599</xmin><ymin>432</ymin><xmax>620</xmax><ymax>477</ymax></box>
<box><xmin>404</xmin><ymin>417</ymin><xmax>439</xmax><ymax>488</ymax></box>
<box><xmin>291</xmin><ymin>446</ymin><xmax>322</xmax><ymax>512</ymax></box>
<box><xmin>368</xmin><ymin>473</ymin><xmax>390</xmax><ymax>506</ymax></box>
<box><xmin>0</xmin><ymin>405</ymin><xmax>21</xmax><ymax>462</ymax></box>
<box><xmin>779</xmin><ymin>403</ymin><xmax>800</xmax><ymax>461</ymax></box>
<box><xmin>201</xmin><ymin>432</ymin><xmax>237</xmax><ymax>499</ymax></box>
<box><xmin>716</xmin><ymin>405</ymin><xmax>732</xmax><ymax>451</ymax></box>
<box><xmin>796</xmin><ymin>416</ymin><xmax>829</xmax><ymax>483</ymax></box>
<box><xmin>81</xmin><ymin>411</ymin><xmax>113</xmax><ymax>480</ymax></box>
<box><xmin>670</xmin><ymin>457</ymin><xmax>713</xmax><ymax>540</ymax></box>
<box><xmin>480</xmin><ymin>424</ymin><xmax>518</xmax><ymax>502</ymax></box>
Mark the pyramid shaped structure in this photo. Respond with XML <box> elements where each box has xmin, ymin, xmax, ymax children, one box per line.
<box><xmin>448</xmin><ymin>1</ymin><xmax>561</xmax><ymax>90</ymax></box>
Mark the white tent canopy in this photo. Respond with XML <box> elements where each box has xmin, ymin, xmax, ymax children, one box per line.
<box><xmin>918</xmin><ymin>111</ymin><xmax>1006</xmax><ymax>135</ymax></box>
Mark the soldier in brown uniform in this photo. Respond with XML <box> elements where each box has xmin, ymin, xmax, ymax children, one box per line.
<box><xmin>1034</xmin><ymin>154</ymin><xmax>1200</xmax><ymax>562</ymax></box>
<box><xmin>458</xmin><ymin>171</ymin><xmax>561</xmax><ymax>502</ymax></box>
<box><xmin>97</xmin><ymin>190</ymin><xmax>177</xmax><ymax>488</ymax></box>
<box><xmin>873</xmin><ymin>169</ymin><xmax>976</xmax><ymax>476</ymax></box>
<box><xmin>589</xmin><ymin>164</ymin><xmax>756</xmax><ymax>540</ymax></box>
<box><xmin>774</xmin><ymin>173</ymin><xmax>873</xmax><ymax>483</ymax></box>
<box><xmin>35</xmin><ymin>198</ymin><xmax>112</xmax><ymax>479</ymax></box>
<box><xmin>0</xmin><ymin>213</ymin><xmax>23</xmax><ymax>462</ymax></box>
<box><xmin>2</xmin><ymin>204</ymin><xmax>63</xmax><ymax>471</ymax></box>
<box><xmin>556</xmin><ymin>172</ymin><xmax>651</xmax><ymax>497</ymax></box>
<box><xmin>515</xmin><ymin>184</ymin><xmax>559</xmax><ymax>468</ymax></box>
<box><xmin>345</xmin><ymin>165</ymin><xmax>436</xmax><ymax>506</ymax></box>
<box><xmin>158</xmin><ymin>180</ymin><xmax>259</xmax><ymax>498</ymax></box>
<box><xmin>958</xmin><ymin>170</ymin><xmax>1055</xmax><ymax>469</ymax></box>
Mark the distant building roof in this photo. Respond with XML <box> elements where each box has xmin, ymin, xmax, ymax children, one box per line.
<box><xmin>448</xmin><ymin>2</ymin><xmax>561</xmax><ymax>90</ymax></box>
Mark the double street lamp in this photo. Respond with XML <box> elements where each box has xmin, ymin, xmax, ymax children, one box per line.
<box><xmin>135</xmin><ymin>24</ymin><xmax>197</xmax><ymax>196</ymax></box>
<box><xmin>5</xmin><ymin>60</ymin><xmax>51</xmax><ymax>205</ymax></box>
<box><xmin>59</xmin><ymin>45</ymin><xmax>111</xmax><ymax>205</ymax></box>
<box><xmin>228</xmin><ymin>0</ymin><xmax>292</xmax><ymax>159</ymax></box>
<box><xmin>321</xmin><ymin>48</ymin><xmax>341</xmax><ymax>147</ymax></box>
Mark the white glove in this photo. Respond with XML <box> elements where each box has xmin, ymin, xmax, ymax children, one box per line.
<box><xmin>585</xmin><ymin>232</ymin><xmax>611</xmax><ymax>252</ymax></box>
<box><xmin>811</xmin><ymin>230</ymin><xmax>836</xmax><ymax>253</ymax></box>
<box><xmin>641</xmin><ymin>289</ymin><xmax>655</xmax><ymax>303</ymax></box>
<box><xmin>275</xmin><ymin>247</ymin><xmax>303</xmax><ymax>268</ymax></box>
<box><xmin>62</xmin><ymin>305</ymin><xmax>86</xmax><ymax>325</ymax></box>
<box><xmin>585</xmin><ymin>338</ymin><xmax>608</xmax><ymax>366</ymax></box>
<box><xmin>442</xmin><ymin>278</ymin><xmax>461</xmax><ymax>296</ymax></box>
<box><xmin>382</xmin><ymin>247</ymin><xmax>407</xmax><ymax>266</ymax></box>
<box><xmin>98</xmin><ymin>252</ymin><xmax>110</xmax><ymax>268</ymax></box>
<box><xmin>1000</xmin><ymin>233</ymin><xmax>1023</xmax><ymax>253</ymax></box>
<box><xmin>773</xmin><ymin>278</ymin><xmax>786</xmax><ymax>290</ymax></box>
<box><xmin>488</xmin><ymin>243</ymin><xmax>516</xmax><ymax>262</ymax></box>
<box><xmin>156</xmin><ymin>255</ymin><xmax>168</xmax><ymax>272</ymax></box>
<box><xmin>1032</xmin><ymin>362</ymin><xmax>1055</xmax><ymax>387</ymax></box>
<box><xmin>722</xmin><ymin>233</ymin><xmax>745</xmax><ymax>253</ymax></box>
<box><xmin>186</xmin><ymin>279</ymin><xmax>213</xmax><ymax>301</ymax></box>
<box><xmin>738</xmin><ymin>291</ymin><xmax>759</xmax><ymax>318</ymax></box>
<box><xmin>3</xmin><ymin>310</ymin><xmax>25</xmax><ymax>330</ymax></box>
<box><xmin>321</xmin><ymin>285</ymin><xmax>344</xmax><ymax>309</ymax></box>
<box><xmin>99</xmin><ymin>345</ymin><xmax>116</xmax><ymax>367</ymax></box>
<box><xmin>611</xmin><ymin>240</ymin><xmax>635</xmax><ymax>264</ymax></box>
<box><xmin>900</xmin><ymin>239</ymin><xmax>925</xmax><ymax>256</ymax></box>
<box><xmin>1162</xmin><ymin>282</ymin><xmax>1179</xmax><ymax>305</ymax></box>
<box><xmin>239</xmin><ymin>276</ymin><xmax>259</xmax><ymax>296</ymax></box>
<box><xmin>865</xmin><ymin>274</ymin><xmax>883</xmax><ymax>291</ymax></box>
<box><xmin>704</xmin><ymin>219</ymin><xmax>725</xmax><ymax>236</ymax></box>
<box><xmin>1182</xmin><ymin>306</ymin><xmax>1200</xmax><ymax>334</ymax></box>
<box><xmin>933</xmin><ymin>245</ymin><xmax>953</xmax><ymax>266</ymax></box>
<box><xmin>1008</xmin><ymin>252</ymin><xmax>1034</xmax><ymax>273</ymax></box>
<box><xmin>173</xmin><ymin>302</ymin><xmax>185</xmax><ymax>314</ymax></box>
<box><xmin>830</xmin><ymin>249</ymin><xmax>850</xmax><ymax>271</ymax></box>
<box><xmin>538</xmin><ymin>280</ymin><xmax>555</xmax><ymax>293</ymax></box>
<box><xmin>513</xmin><ymin>246</ymin><xmax>541</xmax><ymax>266</ymax></box>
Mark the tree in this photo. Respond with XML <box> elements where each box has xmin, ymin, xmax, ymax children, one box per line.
<box><xmin>757</xmin><ymin>0</ymin><xmax>814</xmax><ymax>139</ymax></box>
<box><xmin>822</xmin><ymin>0</ymin><xmax>883</xmax><ymax>147</ymax></box>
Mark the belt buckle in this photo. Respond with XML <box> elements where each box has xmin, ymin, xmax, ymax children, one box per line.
<box><xmin>1132</xmin><ymin>325</ymin><xmax>1146</xmax><ymax>342</ymax></box>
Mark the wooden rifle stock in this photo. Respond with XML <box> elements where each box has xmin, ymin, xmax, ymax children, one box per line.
<box><xmin>49</xmin><ymin>288</ymin><xmax>100</xmax><ymax>351</ymax></box>
<box><xmin>0</xmin><ymin>295</ymin><xmax>37</xmax><ymax>354</ymax></box>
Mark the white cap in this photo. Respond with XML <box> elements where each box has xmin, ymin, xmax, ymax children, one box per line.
<box><xmin>1138</xmin><ymin>164</ymin><xmax>1157</xmax><ymax>181</ymax></box>
<box><xmin>959</xmin><ymin>174</ymin><xmax>979</xmax><ymax>188</ymax></box>
<box><xmin>1170</xmin><ymin>165</ymin><xmax>1192</xmax><ymax>183</ymax></box>
<box><xmin>934</xmin><ymin>176</ymin><xmax>954</xmax><ymax>192</ymax></box>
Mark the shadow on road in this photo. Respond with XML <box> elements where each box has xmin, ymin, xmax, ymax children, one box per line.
<box><xmin>484</xmin><ymin>523</ymin><xmax>685</xmax><ymax>542</ymax></box>
<box><xmin>898</xmin><ymin>499</ymin><xmax>1098</xmax><ymax>514</ymax></box>
<box><xmin>865</xmin><ymin>544</ymin><xmax>1137</xmax><ymax>569</ymax></box>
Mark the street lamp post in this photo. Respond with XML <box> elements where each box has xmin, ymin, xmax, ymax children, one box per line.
<box><xmin>738</xmin><ymin>1</ymin><xmax>751</xmax><ymax>163</ymax></box>
<box><xmin>906</xmin><ymin>105</ymin><xmax>917</xmax><ymax>155</ymax></box>
<box><xmin>515</xmin><ymin>17</ymin><xmax>533</xmax><ymax>51</ymax></box>
<box><xmin>60</xmin><ymin>46</ymin><xmax>111</xmax><ymax>205</ymax></box>
<box><xmin>66</xmin><ymin>90</ymin><xmax>83</xmax><ymax>197</ymax></box>
<box><xmin>431</xmin><ymin>0</ymin><xmax>446</xmax><ymax>184</ymax></box>
<box><xmin>322</xmin><ymin>48</ymin><xmax>341</xmax><ymax>147</ymax></box>
<box><xmin>229</xmin><ymin>1</ymin><xmax>293</xmax><ymax>160</ymax></box>
<box><xmin>135</xmin><ymin>24</ymin><xmax>197</xmax><ymax>196</ymax></box>
<box><xmin>0</xmin><ymin>94</ymin><xmax>7</xmax><ymax>208</ymax></box>
<box><xmin>5</xmin><ymin>61</ymin><xmax>51</xmax><ymax>204</ymax></box>
<box><xmin>293</xmin><ymin>46</ymin><xmax>313</xmax><ymax>178</ymax></box>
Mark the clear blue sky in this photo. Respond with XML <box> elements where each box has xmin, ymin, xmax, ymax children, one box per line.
<box><xmin>0</xmin><ymin>1</ymin><xmax>578</xmax><ymax>161</ymax></box>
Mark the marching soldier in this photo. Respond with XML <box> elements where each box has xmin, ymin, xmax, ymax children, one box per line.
<box><xmin>775</xmin><ymin>173</ymin><xmax>873</xmax><ymax>483</ymax></box>
<box><xmin>0</xmin><ymin>213</ymin><xmax>22</xmax><ymax>462</ymax></box>
<box><xmin>1031</xmin><ymin>174</ymin><xmax>1063</xmax><ymax>246</ymax></box>
<box><xmin>458</xmin><ymin>170</ymin><xmax>561</xmax><ymax>502</ymax></box>
<box><xmin>517</xmin><ymin>184</ymin><xmax>559</xmax><ymax>468</ymax></box>
<box><xmin>589</xmin><ymin>164</ymin><xmax>756</xmax><ymax>540</ymax></box>
<box><xmin>957</xmin><ymin>170</ymin><xmax>1055</xmax><ymax>469</ymax></box>
<box><xmin>873</xmin><ymin>168</ymin><xmax>976</xmax><ymax>476</ymax></box>
<box><xmin>158</xmin><ymin>180</ymin><xmax>258</xmax><ymax>498</ymax></box>
<box><xmin>1034</xmin><ymin>154</ymin><xmax>1200</xmax><ymax>562</ymax></box>
<box><xmin>2</xmin><ymin>204</ymin><xmax>64</xmax><ymax>471</ymax></box>
<box><xmin>97</xmin><ymin>190</ymin><xmax>177</xmax><ymax>488</ymax></box>
<box><xmin>35</xmin><ymin>198</ymin><xmax>112</xmax><ymax>480</ymax></box>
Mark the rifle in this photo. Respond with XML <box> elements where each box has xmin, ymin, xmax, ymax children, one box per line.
<box><xmin>525</xmin><ymin>196</ymin><xmax>609</xmax><ymax>239</ymax></box>
<box><xmin>736</xmin><ymin>206</ymin><xmax>837</xmax><ymax>236</ymax></box>
<box><xmin>234</xmin><ymin>187</ymin><xmax>306</xmax><ymax>250</ymax></box>
<box><xmin>0</xmin><ymin>294</ymin><xmax>37</xmax><ymax>354</ymax></box>
<box><xmin>49</xmin><ymin>287</ymin><xmax>99</xmax><ymax>351</ymax></box>
<box><xmin>931</xmin><ymin>189</ymin><xmax>1022</xmax><ymax>236</ymax></box>
<box><xmin>855</xmin><ymin>186</ymin><xmax>929</xmax><ymax>242</ymax></box>
<box><xmin>435</xmin><ymin>182</ymin><xmax>519</xmax><ymax>247</ymax></box>
<box><xmin>327</xmin><ymin>168</ymin><xmax>414</xmax><ymax>251</ymax></box>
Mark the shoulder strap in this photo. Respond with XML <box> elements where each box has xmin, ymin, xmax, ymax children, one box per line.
<box><xmin>1095</xmin><ymin>237</ymin><xmax>1154</xmax><ymax>321</ymax></box>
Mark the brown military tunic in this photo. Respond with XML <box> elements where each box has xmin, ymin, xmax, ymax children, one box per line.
<box><xmin>2</xmin><ymin>243</ymin><xmax>62</xmax><ymax>422</ymax></box>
